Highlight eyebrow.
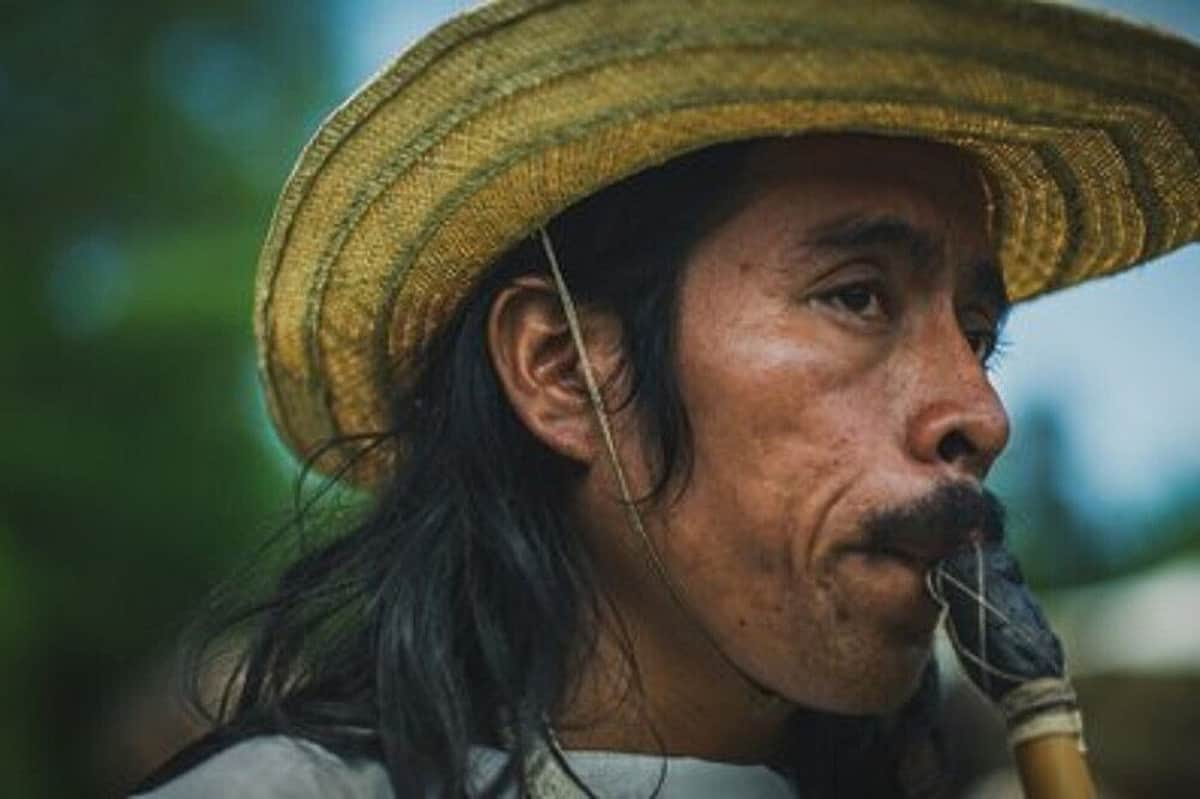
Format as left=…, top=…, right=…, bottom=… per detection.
left=807, top=213, right=939, bottom=263
left=807, top=212, right=1011, bottom=324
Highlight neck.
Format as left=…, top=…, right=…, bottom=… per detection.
left=554, top=595, right=795, bottom=763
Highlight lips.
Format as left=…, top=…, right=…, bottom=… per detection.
left=846, top=532, right=981, bottom=573
left=865, top=534, right=982, bottom=570
left=842, top=545, right=945, bottom=637
left=862, top=546, right=933, bottom=570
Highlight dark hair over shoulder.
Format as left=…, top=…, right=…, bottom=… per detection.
left=146, top=138, right=946, bottom=799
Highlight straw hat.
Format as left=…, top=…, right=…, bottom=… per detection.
left=256, top=0, right=1200, bottom=486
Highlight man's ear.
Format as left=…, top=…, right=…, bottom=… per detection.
left=487, top=274, right=621, bottom=464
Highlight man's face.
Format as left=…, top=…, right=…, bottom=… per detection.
left=640, top=135, right=1010, bottom=714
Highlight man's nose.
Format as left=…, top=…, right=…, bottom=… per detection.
left=906, top=322, right=1011, bottom=480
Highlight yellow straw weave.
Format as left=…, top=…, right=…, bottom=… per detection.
left=255, top=0, right=1200, bottom=486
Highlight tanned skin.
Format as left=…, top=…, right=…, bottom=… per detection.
left=487, top=135, right=1011, bottom=764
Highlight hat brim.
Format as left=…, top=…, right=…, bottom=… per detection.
left=256, top=0, right=1200, bottom=486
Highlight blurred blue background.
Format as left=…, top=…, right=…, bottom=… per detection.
left=2, top=1, right=1197, bottom=796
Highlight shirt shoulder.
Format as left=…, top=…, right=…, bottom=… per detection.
left=130, top=735, right=393, bottom=799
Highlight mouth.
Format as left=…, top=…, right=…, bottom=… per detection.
left=849, top=544, right=928, bottom=569
left=859, top=521, right=991, bottom=577
left=851, top=537, right=978, bottom=572
left=841, top=545, right=945, bottom=637
left=859, top=482, right=1005, bottom=568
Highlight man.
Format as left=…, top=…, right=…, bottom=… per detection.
left=136, top=1, right=1199, bottom=796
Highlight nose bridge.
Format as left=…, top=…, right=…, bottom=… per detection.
left=906, top=302, right=1010, bottom=476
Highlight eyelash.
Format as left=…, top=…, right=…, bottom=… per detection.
left=977, top=333, right=1010, bottom=372
left=815, top=281, right=1008, bottom=369
left=815, top=280, right=889, bottom=320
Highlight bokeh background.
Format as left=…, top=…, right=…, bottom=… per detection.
left=3, top=1, right=1197, bottom=796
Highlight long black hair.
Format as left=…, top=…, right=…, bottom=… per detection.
left=151, top=138, right=946, bottom=798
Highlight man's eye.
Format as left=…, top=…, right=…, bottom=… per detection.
left=966, top=329, right=998, bottom=363
left=819, top=283, right=886, bottom=319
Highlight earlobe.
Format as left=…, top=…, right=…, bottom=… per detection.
left=487, top=275, right=597, bottom=463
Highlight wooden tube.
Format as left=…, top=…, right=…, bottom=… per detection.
left=1013, top=734, right=1097, bottom=799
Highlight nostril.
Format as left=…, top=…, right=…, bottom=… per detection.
left=937, top=430, right=976, bottom=464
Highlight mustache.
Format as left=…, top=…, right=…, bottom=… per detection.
left=862, top=482, right=1006, bottom=557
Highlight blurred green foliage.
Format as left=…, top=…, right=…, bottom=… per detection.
left=992, top=401, right=1200, bottom=589
left=1, top=1, right=336, bottom=795
left=2, top=2, right=1198, bottom=798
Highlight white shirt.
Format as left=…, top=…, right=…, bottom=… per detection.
left=134, top=735, right=800, bottom=798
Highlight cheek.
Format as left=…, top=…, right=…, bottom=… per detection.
left=674, top=320, right=890, bottom=556
left=659, top=358, right=880, bottom=637
left=679, top=280, right=895, bottom=461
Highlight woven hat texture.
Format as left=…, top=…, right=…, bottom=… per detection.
left=256, top=0, right=1200, bottom=485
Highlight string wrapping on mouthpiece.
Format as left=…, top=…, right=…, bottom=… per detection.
left=927, top=542, right=1085, bottom=750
